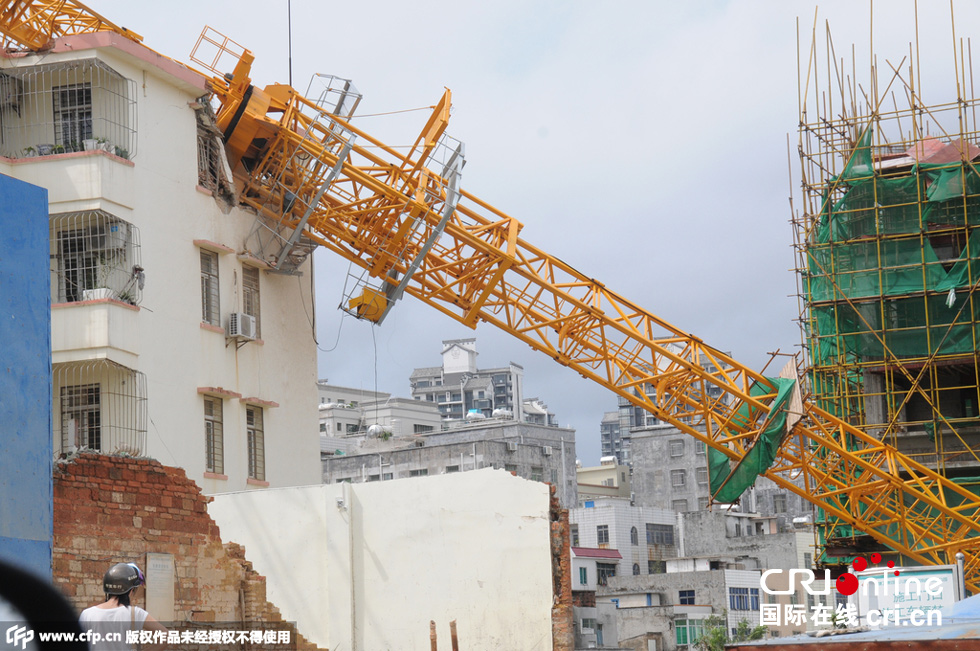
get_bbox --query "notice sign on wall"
[145,552,175,621]
[853,564,961,628]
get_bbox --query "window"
[570,524,579,547]
[579,567,587,585]
[409,468,428,477]
[675,619,704,647]
[679,589,695,605]
[729,587,760,611]
[669,439,685,457]
[630,526,638,546]
[671,469,686,487]
[413,424,434,434]
[445,465,460,473]
[382,472,393,480]
[61,384,101,450]
[695,440,706,454]
[632,563,640,575]
[698,497,710,510]
[201,250,220,326]
[246,405,265,481]
[647,523,674,545]
[204,396,223,474]
[551,469,558,483]
[504,463,518,473]
[773,494,787,513]
[53,83,92,150]
[672,499,689,512]
[696,467,709,484]
[530,466,544,482]
[596,562,616,586]
[597,525,610,545]
[648,560,665,574]
[242,265,261,338]
[804,552,813,568]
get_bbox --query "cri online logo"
[835,553,900,596]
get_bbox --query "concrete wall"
[631,425,711,512]
[209,468,560,650]
[0,174,51,578]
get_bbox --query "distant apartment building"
[629,423,811,526]
[593,508,820,649]
[576,457,632,503]
[316,381,442,441]
[631,425,712,513]
[599,564,763,651]
[321,408,578,506]
[569,499,678,580]
[410,338,557,426]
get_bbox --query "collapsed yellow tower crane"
[4,0,980,590]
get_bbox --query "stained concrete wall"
[209,468,557,650]
[0,174,51,578]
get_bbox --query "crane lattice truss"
[3,1,980,590]
[0,0,140,49]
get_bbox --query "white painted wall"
[208,468,556,650]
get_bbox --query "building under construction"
[795,12,980,559]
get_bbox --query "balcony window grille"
[50,211,142,305]
[0,59,136,159]
[54,360,146,456]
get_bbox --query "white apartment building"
[569,498,678,580]
[411,338,536,424]
[0,32,321,491]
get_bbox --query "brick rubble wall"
[550,485,574,651]
[52,453,325,651]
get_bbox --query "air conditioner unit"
[506,441,518,452]
[228,312,257,340]
[543,445,553,456]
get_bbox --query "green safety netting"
[709,377,797,503]
[806,136,980,366]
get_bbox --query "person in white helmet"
[79,563,166,650]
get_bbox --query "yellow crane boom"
[4,1,980,591]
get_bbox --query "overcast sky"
[100,0,980,464]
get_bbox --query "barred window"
[242,266,261,338]
[646,523,674,545]
[247,405,265,480]
[53,83,92,151]
[204,396,223,474]
[201,250,220,326]
[597,524,609,545]
[61,384,101,450]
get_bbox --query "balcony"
[52,298,140,368]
